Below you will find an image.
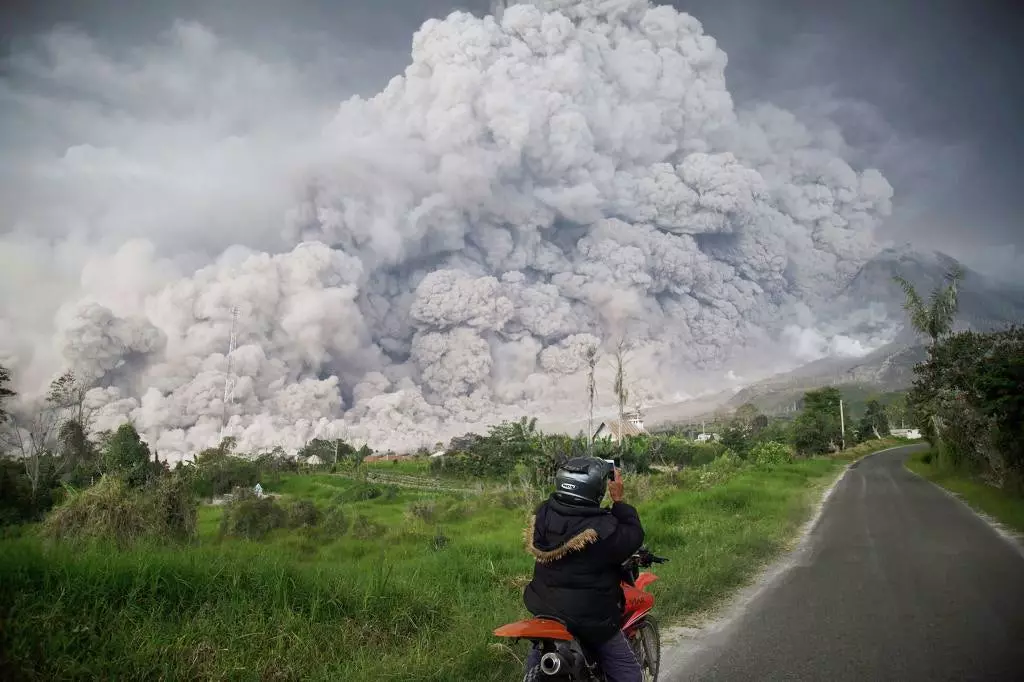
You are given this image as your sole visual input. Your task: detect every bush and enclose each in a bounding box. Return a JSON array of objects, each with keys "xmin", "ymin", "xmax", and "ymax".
[
  {"xmin": 406, "ymin": 500, "xmax": 438, "ymax": 523},
  {"xmin": 42, "ymin": 475, "xmax": 197, "ymax": 546},
  {"xmin": 0, "ymin": 456, "xmax": 63, "ymax": 526},
  {"xmin": 431, "ymin": 528, "xmax": 451, "ymax": 551},
  {"xmin": 351, "ymin": 514, "xmax": 386, "ymax": 540},
  {"xmin": 286, "ymin": 499, "xmax": 321, "ymax": 528},
  {"xmin": 186, "ymin": 452, "xmax": 263, "ymax": 499},
  {"xmin": 321, "ymin": 505, "xmax": 349, "ymax": 537},
  {"xmin": 660, "ymin": 440, "xmax": 724, "ymax": 469},
  {"xmin": 338, "ymin": 480, "xmax": 397, "ymax": 503},
  {"xmin": 219, "ymin": 489, "xmax": 287, "ymax": 540},
  {"xmin": 751, "ymin": 441, "xmax": 793, "ymax": 467}
]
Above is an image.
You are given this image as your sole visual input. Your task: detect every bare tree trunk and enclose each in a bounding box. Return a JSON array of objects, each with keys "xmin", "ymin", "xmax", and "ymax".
[
  {"xmin": 585, "ymin": 345, "xmax": 598, "ymax": 456},
  {"xmin": 613, "ymin": 338, "xmax": 629, "ymax": 457}
]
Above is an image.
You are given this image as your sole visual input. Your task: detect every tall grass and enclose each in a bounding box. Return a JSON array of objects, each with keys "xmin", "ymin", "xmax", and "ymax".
[
  {"xmin": 0, "ymin": 444, "xmax": 903, "ymax": 681},
  {"xmin": 906, "ymin": 449, "xmax": 1024, "ymax": 534}
]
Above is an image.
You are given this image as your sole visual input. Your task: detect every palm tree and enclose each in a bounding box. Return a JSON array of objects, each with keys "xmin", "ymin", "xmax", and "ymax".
[
  {"xmin": 892, "ymin": 265, "xmax": 964, "ymax": 346},
  {"xmin": 893, "ymin": 265, "xmax": 964, "ymax": 448}
]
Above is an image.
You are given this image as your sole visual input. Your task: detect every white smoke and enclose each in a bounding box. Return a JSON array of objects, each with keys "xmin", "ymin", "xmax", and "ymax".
[{"xmin": 0, "ymin": 1, "xmax": 895, "ymax": 459}]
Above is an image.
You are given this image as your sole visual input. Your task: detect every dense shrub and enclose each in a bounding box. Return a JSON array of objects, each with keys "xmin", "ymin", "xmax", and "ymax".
[
  {"xmin": 218, "ymin": 488, "xmax": 287, "ymax": 540},
  {"xmin": 751, "ymin": 441, "xmax": 793, "ymax": 467},
  {"xmin": 321, "ymin": 505, "xmax": 349, "ymax": 537},
  {"xmin": 286, "ymin": 499, "xmax": 321, "ymax": 528},
  {"xmin": 43, "ymin": 475, "xmax": 197, "ymax": 546},
  {"xmin": 351, "ymin": 514, "xmax": 386, "ymax": 540},
  {"xmin": 186, "ymin": 452, "xmax": 264, "ymax": 499},
  {"xmin": 336, "ymin": 480, "xmax": 397, "ymax": 502},
  {"xmin": 909, "ymin": 326, "xmax": 1024, "ymax": 492},
  {"xmin": 0, "ymin": 456, "xmax": 64, "ymax": 525}
]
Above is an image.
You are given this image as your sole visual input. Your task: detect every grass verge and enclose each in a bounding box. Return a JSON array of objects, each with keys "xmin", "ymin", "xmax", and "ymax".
[
  {"xmin": 905, "ymin": 449, "xmax": 1024, "ymax": 535},
  {"xmin": 0, "ymin": 440, "xmax": 898, "ymax": 681}
]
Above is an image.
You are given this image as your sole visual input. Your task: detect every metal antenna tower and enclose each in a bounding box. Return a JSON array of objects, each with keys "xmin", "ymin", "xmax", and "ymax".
[{"xmin": 220, "ymin": 306, "xmax": 240, "ymax": 440}]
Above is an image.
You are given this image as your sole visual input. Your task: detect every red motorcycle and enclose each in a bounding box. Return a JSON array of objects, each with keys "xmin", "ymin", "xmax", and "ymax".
[{"xmin": 494, "ymin": 547, "xmax": 667, "ymax": 681}]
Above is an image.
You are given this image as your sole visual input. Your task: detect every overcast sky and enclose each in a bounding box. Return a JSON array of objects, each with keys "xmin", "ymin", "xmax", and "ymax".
[{"xmin": 2, "ymin": 0, "xmax": 1021, "ymax": 277}]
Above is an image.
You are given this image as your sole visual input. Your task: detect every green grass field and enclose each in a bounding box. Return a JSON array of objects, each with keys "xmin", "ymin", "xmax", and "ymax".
[
  {"xmin": 0, "ymin": 442, "xmax": 897, "ymax": 681},
  {"xmin": 905, "ymin": 450, "xmax": 1024, "ymax": 535}
]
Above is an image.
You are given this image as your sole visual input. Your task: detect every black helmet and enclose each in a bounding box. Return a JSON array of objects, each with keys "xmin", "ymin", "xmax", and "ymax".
[{"xmin": 553, "ymin": 457, "xmax": 614, "ymax": 506}]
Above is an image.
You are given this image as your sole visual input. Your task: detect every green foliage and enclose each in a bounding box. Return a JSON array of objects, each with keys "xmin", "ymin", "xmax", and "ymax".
[
  {"xmin": 432, "ymin": 417, "xmax": 572, "ymax": 482},
  {"xmin": 892, "ymin": 265, "xmax": 964, "ymax": 345},
  {"xmin": 908, "ymin": 325, "xmax": 1024, "ymax": 492},
  {"xmin": 907, "ymin": 449, "xmax": 1024, "ymax": 533},
  {"xmin": 857, "ymin": 399, "xmax": 891, "ymax": 441},
  {"xmin": 791, "ymin": 387, "xmax": 844, "ymax": 455},
  {"xmin": 0, "ymin": 364, "xmax": 14, "ymax": 423},
  {"xmin": 718, "ymin": 423, "xmax": 751, "ymax": 459},
  {"xmin": 321, "ymin": 505, "xmax": 349, "ymax": 537},
  {"xmin": 0, "ymin": 452, "xmax": 856, "ymax": 680},
  {"xmin": 750, "ymin": 441, "xmax": 793, "ymax": 467},
  {"xmin": 299, "ymin": 438, "xmax": 355, "ymax": 467},
  {"xmin": 185, "ymin": 448, "xmax": 266, "ymax": 499},
  {"xmin": 751, "ymin": 418, "xmax": 792, "ymax": 446},
  {"xmin": 58, "ymin": 419, "xmax": 103, "ymax": 487},
  {"xmin": 286, "ymin": 499, "xmax": 321, "ymax": 528},
  {"xmin": 42, "ymin": 474, "xmax": 197, "ymax": 546},
  {"xmin": 335, "ymin": 479, "xmax": 397, "ymax": 503},
  {"xmin": 102, "ymin": 424, "xmax": 154, "ymax": 488},
  {"xmin": 0, "ymin": 456, "xmax": 64, "ymax": 525},
  {"xmin": 218, "ymin": 488, "xmax": 288, "ymax": 540},
  {"xmin": 350, "ymin": 513, "xmax": 386, "ymax": 540}
]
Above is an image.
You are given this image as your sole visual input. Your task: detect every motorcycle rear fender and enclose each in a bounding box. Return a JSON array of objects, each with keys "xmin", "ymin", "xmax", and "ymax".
[
  {"xmin": 635, "ymin": 571, "xmax": 659, "ymax": 591},
  {"xmin": 493, "ymin": 617, "xmax": 574, "ymax": 641}
]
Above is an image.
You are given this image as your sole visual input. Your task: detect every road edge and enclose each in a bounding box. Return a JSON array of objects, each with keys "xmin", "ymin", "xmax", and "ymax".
[
  {"xmin": 657, "ymin": 444, "xmax": 915, "ymax": 678},
  {"xmin": 902, "ymin": 457, "xmax": 1024, "ymax": 562}
]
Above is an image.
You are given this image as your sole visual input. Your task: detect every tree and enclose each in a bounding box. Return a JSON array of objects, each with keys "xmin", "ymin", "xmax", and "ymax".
[
  {"xmin": 299, "ymin": 438, "xmax": 354, "ymax": 466},
  {"xmin": 908, "ymin": 326, "xmax": 1024, "ymax": 490},
  {"xmin": 0, "ymin": 364, "xmax": 14, "ymax": 424},
  {"xmin": 719, "ymin": 422, "xmax": 751, "ymax": 459},
  {"xmin": 103, "ymin": 423, "xmax": 153, "ymax": 487},
  {"xmin": 858, "ymin": 399, "xmax": 890, "ymax": 440},
  {"xmin": 46, "ymin": 370, "xmax": 90, "ymax": 426},
  {"xmin": 892, "ymin": 265, "xmax": 964, "ymax": 347},
  {"xmin": 733, "ymin": 403, "xmax": 762, "ymax": 431},
  {"xmin": 884, "ymin": 394, "xmax": 908, "ymax": 430},
  {"xmin": 791, "ymin": 387, "xmax": 844, "ymax": 455}
]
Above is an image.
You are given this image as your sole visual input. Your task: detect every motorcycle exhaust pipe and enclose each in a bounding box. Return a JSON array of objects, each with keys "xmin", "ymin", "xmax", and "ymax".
[{"xmin": 540, "ymin": 652, "xmax": 565, "ymax": 676}]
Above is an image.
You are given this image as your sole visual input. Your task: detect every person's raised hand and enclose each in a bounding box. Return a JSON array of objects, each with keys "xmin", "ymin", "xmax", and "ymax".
[{"xmin": 608, "ymin": 467, "xmax": 624, "ymax": 503}]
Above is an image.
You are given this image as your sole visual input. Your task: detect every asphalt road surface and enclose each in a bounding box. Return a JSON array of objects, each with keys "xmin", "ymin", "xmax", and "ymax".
[{"xmin": 669, "ymin": 444, "xmax": 1024, "ymax": 682}]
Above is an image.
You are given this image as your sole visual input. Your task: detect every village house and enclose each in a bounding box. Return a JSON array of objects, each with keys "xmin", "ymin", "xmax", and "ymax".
[{"xmin": 593, "ymin": 410, "xmax": 647, "ymax": 442}]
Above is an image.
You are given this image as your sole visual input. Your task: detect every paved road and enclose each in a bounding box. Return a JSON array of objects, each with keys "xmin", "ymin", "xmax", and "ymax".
[{"xmin": 669, "ymin": 445, "xmax": 1024, "ymax": 682}]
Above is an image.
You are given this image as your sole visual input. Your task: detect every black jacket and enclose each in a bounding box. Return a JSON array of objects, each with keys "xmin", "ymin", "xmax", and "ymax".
[{"xmin": 522, "ymin": 495, "xmax": 645, "ymax": 645}]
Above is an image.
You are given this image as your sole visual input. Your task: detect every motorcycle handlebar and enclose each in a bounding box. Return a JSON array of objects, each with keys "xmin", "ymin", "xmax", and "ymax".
[{"xmin": 628, "ymin": 547, "xmax": 669, "ymax": 567}]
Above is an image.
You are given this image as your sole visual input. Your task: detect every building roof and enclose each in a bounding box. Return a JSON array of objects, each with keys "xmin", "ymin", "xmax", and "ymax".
[{"xmin": 596, "ymin": 419, "xmax": 646, "ymax": 439}]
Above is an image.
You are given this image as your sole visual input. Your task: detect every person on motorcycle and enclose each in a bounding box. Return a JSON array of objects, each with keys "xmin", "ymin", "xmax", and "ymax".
[{"xmin": 522, "ymin": 457, "xmax": 645, "ymax": 681}]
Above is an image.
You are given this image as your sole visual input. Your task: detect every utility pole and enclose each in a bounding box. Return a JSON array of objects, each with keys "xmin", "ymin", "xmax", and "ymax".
[{"xmin": 839, "ymin": 398, "xmax": 846, "ymax": 451}]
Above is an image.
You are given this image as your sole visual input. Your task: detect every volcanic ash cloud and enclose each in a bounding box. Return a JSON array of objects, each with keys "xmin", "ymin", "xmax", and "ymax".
[{"xmin": 1, "ymin": 0, "xmax": 893, "ymax": 457}]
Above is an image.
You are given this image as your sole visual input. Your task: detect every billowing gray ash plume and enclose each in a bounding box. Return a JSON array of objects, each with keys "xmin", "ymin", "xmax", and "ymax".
[{"xmin": 0, "ymin": 1, "xmax": 896, "ymax": 458}]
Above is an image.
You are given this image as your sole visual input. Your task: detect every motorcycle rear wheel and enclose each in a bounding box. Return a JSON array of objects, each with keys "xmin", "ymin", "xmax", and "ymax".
[
  {"xmin": 523, "ymin": 665, "xmax": 541, "ymax": 682},
  {"xmin": 631, "ymin": 617, "xmax": 661, "ymax": 682}
]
